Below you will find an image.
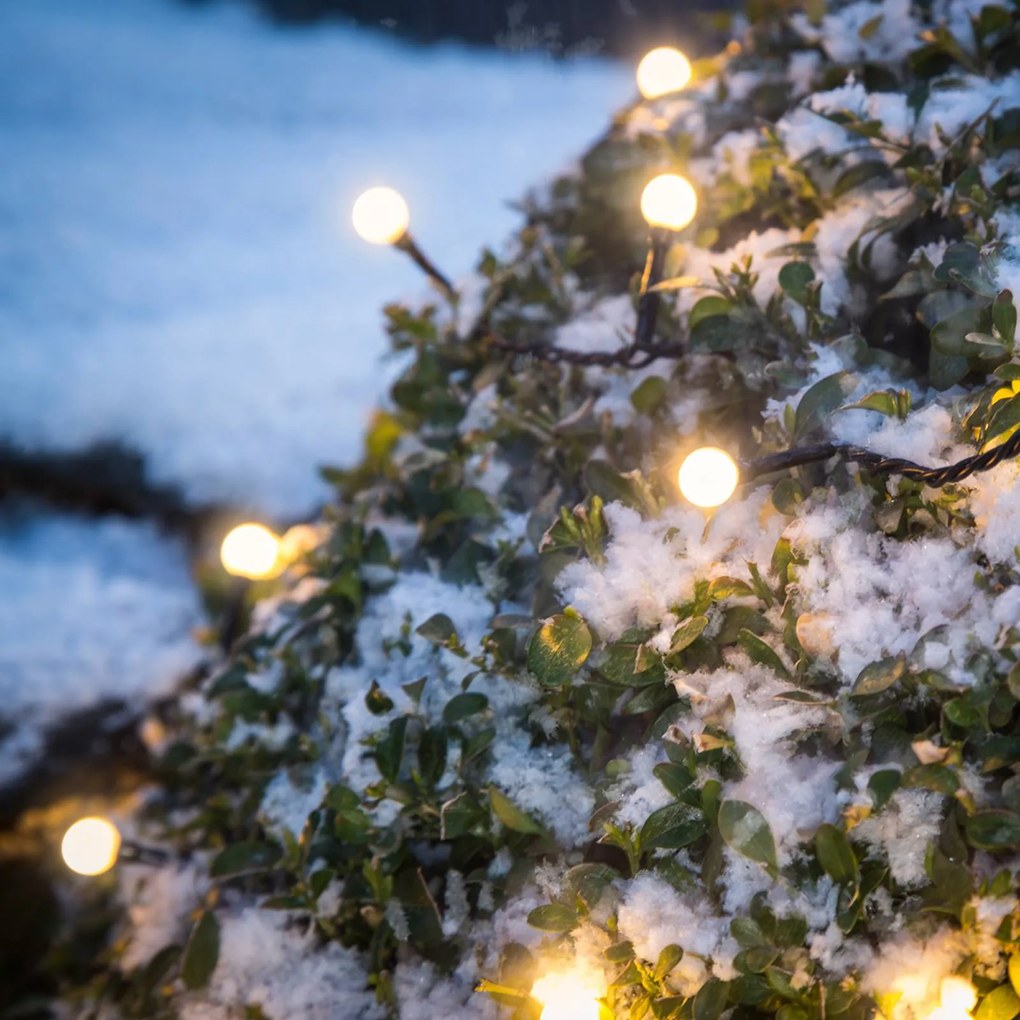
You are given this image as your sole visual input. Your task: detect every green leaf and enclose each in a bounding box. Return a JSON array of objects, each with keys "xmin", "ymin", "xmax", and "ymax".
[
  {"xmin": 375, "ymin": 715, "xmax": 408, "ymax": 782},
  {"xmin": 526, "ymin": 903, "xmax": 578, "ymax": 932},
  {"xmin": 985, "ymin": 394, "xmax": 1020, "ymax": 445},
  {"xmin": 977, "ymin": 986, "xmax": 1020, "ymax": 1020},
  {"xmin": 527, "ymin": 611, "xmax": 592, "ymax": 687},
  {"xmin": 364, "ymin": 679, "xmax": 395, "ymax": 716},
  {"xmin": 993, "ymin": 290, "xmax": 1017, "ymax": 345},
  {"xmin": 670, "ymin": 615, "xmax": 709, "ymax": 655},
  {"xmin": 689, "ymin": 295, "xmax": 733, "ymax": 330},
  {"xmin": 794, "ymin": 371, "xmax": 858, "ymax": 440},
  {"xmin": 1009, "ymin": 955, "xmax": 1020, "ymax": 998},
  {"xmin": 630, "ymin": 376, "xmax": 668, "ymax": 415},
  {"xmin": 718, "ymin": 800, "xmax": 778, "ymax": 874},
  {"xmin": 489, "ymin": 787, "xmax": 543, "ymax": 835},
  {"xmin": 209, "ymin": 841, "xmax": 282, "ymax": 878},
  {"xmin": 442, "ymin": 692, "xmax": 489, "ymax": 724},
  {"xmin": 655, "ymin": 944, "xmax": 684, "ymax": 979},
  {"xmin": 931, "ymin": 303, "xmax": 986, "ymax": 356},
  {"xmin": 932, "ymin": 242, "xmax": 999, "ymax": 298},
  {"xmin": 813, "ymin": 824, "xmax": 859, "ymax": 886},
  {"xmin": 833, "ymin": 160, "xmax": 889, "ymax": 198},
  {"xmin": 851, "ymin": 655, "xmax": 906, "ymax": 697},
  {"xmin": 440, "ymin": 792, "xmax": 484, "ymax": 840},
  {"xmin": 839, "ymin": 389, "xmax": 901, "ymax": 418},
  {"xmin": 690, "ymin": 314, "xmax": 755, "ymax": 352},
  {"xmin": 640, "ymin": 801, "xmax": 708, "ymax": 851},
  {"xmin": 181, "ymin": 911, "xmax": 219, "ymax": 990},
  {"xmin": 654, "ymin": 762, "xmax": 695, "ymax": 798},
  {"xmin": 649, "ymin": 275, "xmax": 702, "ymax": 293},
  {"xmin": 565, "ymin": 863, "xmax": 618, "ymax": 909},
  {"xmin": 416, "ymin": 613, "xmax": 458, "ymax": 644},
  {"xmin": 966, "ymin": 810, "xmax": 1020, "ymax": 850},
  {"xmin": 868, "ymin": 769, "xmax": 902, "ymax": 810},
  {"xmin": 738, "ymin": 629, "xmax": 791, "ymax": 680},
  {"xmin": 778, "ymin": 261, "xmax": 815, "ymax": 304},
  {"xmin": 694, "ymin": 978, "xmax": 730, "ymax": 1020}
]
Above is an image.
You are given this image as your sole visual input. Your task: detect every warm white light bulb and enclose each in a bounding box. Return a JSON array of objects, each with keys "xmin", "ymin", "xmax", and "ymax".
[
  {"xmin": 532, "ymin": 972, "xmax": 602, "ymax": 1020},
  {"xmin": 940, "ymin": 977, "xmax": 977, "ymax": 1015},
  {"xmin": 640, "ymin": 173, "xmax": 698, "ymax": 231},
  {"xmin": 637, "ymin": 46, "xmax": 692, "ymax": 99},
  {"xmin": 352, "ymin": 186, "xmax": 410, "ymax": 245},
  {"xmin": 220, "ymin": 523, "xmax": 282, "ymax": 580},
  {"xmin": 61, "ymin": 817, "xmax": 121, "ymax": 876},
  {"xmin": 678, "ymin": 446, "xmax": 740, "ymax": 508}
]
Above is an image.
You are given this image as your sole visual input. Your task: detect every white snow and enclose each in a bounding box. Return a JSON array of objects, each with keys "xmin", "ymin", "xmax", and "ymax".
[
  {"xmin": 0, "ymin": 0, "xmax": 631, "ymax": 518},
  {"xmin": 0, "ymin": 510, "xmax": 202, "ymax": 787}
]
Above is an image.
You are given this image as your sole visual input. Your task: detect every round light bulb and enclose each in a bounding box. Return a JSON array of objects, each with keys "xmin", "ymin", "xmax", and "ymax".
[
  {"xmin": 640, "ymin": 173, "xmax": 698, "ymax": 231},
  {"xmin": 940, "ymin": 977, "xmax": 977, "ymax": 1015},
  {"xmin": 61, "ymin": 817, "xmax": 121, "ymax": 876},
  {"xmin": 220, "ymin": 523, "xmax": 282, "ymax": 580},
  {"xmin": 352, "ymin": 186, "xmax": 410, "ymax": 245},
  {"xmin": 532, "ymin": 973, "xmax": 602, "ymax": 1020},
  {"xmin": 636, "ymin": 46, "xmax": 692, "ymax": 99},
  {"xmin": 678, "ymin": 446, "xmax": 740, "ymax": 508}
]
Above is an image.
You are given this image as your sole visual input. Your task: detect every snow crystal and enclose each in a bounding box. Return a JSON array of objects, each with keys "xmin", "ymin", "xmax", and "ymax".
[
  {"xmin": 260, "ymin": 769, "xmax": 329, "ymax": 838},
  {"xmin": 617, "ymin": 872, "xmax": 737, "ymax": 976},
  {"xmin": 559, "ymin": 497, "xmax": 784, "ymax": 642},
  {"xmin": 969, "ymin": 462, "xmax": 1020, "ymax": 565},
  {"xmin": 792, "ymin": 0, "xmax": 919, "ymax": 65},
  {"xmin": 120, "ymin": 861, "xmax": 207, "ymax": 970},
  {"xmin": 854, "ymin": 789, "xmax": 943, "ymax": 888},
  {"xmin": 182, "ymin": 907, "xmax": 384, "ymax": 1020}
]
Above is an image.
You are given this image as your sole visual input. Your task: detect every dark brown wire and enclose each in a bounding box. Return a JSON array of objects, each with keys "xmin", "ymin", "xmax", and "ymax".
[{"xmin": 742, "ymin": 428, "xmax": 1020, "ymax": 486}]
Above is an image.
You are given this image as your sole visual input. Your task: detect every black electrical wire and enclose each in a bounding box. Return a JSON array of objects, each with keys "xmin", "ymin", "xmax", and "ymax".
[{"xmin": 742, "ymin": 426, "xmax": 1020, "ymax": 486}]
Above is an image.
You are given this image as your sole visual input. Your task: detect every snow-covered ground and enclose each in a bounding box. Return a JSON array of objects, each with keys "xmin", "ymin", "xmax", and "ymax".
[
  {"xmin": 0, "ymin": 0, "xmax": 630, "ymax": 516},
  {"xmin": 0, "ymin": 0, "xmax": 630, "ymax": 787},
  {"xmin": 0, "ymin": 510, "xmax": 203, "ymax": 788}
]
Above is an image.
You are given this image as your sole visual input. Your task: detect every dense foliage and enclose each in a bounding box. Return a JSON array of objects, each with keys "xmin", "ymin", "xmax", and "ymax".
[{"xmin": 32, "ymin": 1, "xmax": 1020, "ymax": 1018}]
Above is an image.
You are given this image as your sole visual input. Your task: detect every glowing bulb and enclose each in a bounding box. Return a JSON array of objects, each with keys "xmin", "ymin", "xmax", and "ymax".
[
  {"xmin": 678, "ymin": 446, "xmax": 740, "ymax": 508},
  {"xmin": 61, "ymin": 817, "xmax": 121, "ymax": 876},
  {"xmin": 940, "ymin": 977, "xmax": 977, "ymax": 1015},
  {"xmin": 220, "ymin": 523, "xmax": 282, "ymax": 580},
  {"xmin": 636, "ymin": 46, "xmax": 692, "ymax": 99},
  {"xmin": 352, "ymin": 186, "xmax": 410, "ymax": 245},
  {"xmin": 531, "ymin": 972, "xmax": 602, "ymax": 1020},
  {"xmin": 640, "ymin": 173, "xmax": 698, "ymax": 231}
]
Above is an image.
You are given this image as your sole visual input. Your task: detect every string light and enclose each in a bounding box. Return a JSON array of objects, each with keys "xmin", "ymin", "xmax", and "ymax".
[
  {"xmin": 636, "ymin": 46, "xmax": 692, "ymax": 99},
  {"xmin": 351, "ymin": 185, "xmax": 455, "ymax": 299},
  {"xmin": 640, "ymin": 173, "xmax": 699, "ymax": 232},
  {"xmin": 938, "ymin": 977, "xmax": 977, "ymax": 1016},
  {"xmin": 678, "ymin": 446, "xmax": 740, "ymax": 508},
  {"xmin": 61, "ymin": 817, "xmax": 121, "ymax": 876},
  {"xmin": 351, "ymin": 186, "xmax": 410, "ymax": 245},
  {"xmin": 531, "ymin": 971, "xmax": 603, "ymax": 1020},
  {"xmin": 675, "ymin": 426, "xmax": 1020, "ymax": 510},
  {"xmin": 220, "ymin": 522, "xmax": 282, "ymax": 580},
  {"xmin": 634, "ymin": 171, "xmax": 699, "ymax": 349}
]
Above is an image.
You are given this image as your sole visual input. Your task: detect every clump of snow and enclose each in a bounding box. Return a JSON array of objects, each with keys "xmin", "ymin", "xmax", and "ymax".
[
  {"xmin": 120, "ymin": 861, "xmax": 208, "ymax": 970},
  {"xmin": 617, "ymin": 872, "xmax": 737, "ymax": 978},
  {"xmin": 969, "ymin": 461, "xmax": 1020, "ymax": 566},
  {"xmin": 854, "ymin": 789, "xmax": 943, "ymax": 888},
  {"xmin": 181, "ymin": 907, "xmax": 384, "ymax": 1020},
  {"xmin": 792, "ymin": 0, "xmax": 920, "ymax": 65},
  {"xmin": 558, "ymin": 496, "xmax": 785, "ymax": 642}
]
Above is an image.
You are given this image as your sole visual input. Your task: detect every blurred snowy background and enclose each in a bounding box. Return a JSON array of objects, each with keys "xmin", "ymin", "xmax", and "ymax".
[{"xmin": 0, "ymin": 0, "xmax": 631, "ymax": 790}]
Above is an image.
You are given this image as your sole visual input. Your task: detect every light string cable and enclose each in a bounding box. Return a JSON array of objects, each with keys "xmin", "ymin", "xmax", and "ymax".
[{"xmin": 741, "ymin": 427, "xmax": 1020, "ymax": 486}]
